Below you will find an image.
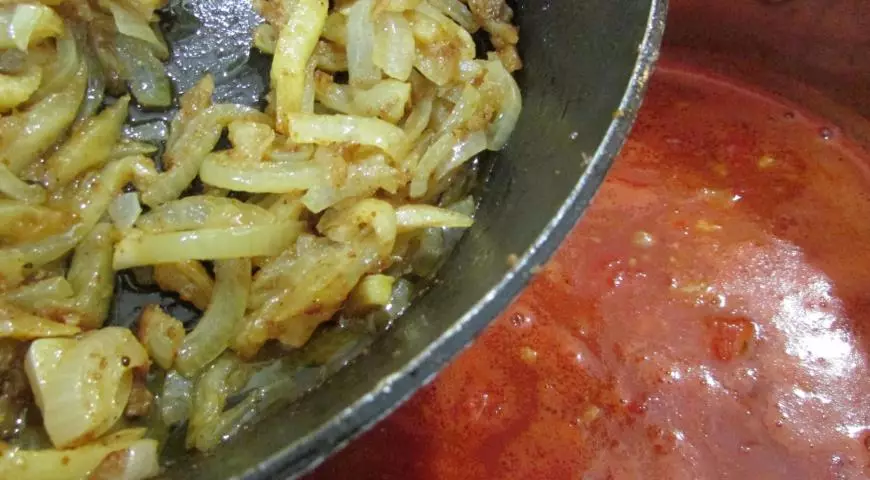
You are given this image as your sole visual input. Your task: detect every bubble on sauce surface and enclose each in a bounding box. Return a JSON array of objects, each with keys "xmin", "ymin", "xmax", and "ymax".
[
  {"xmin": 507, "ymin": 308, "xmax": 535, "ymax": 330},
  {"xmin": 819, "ymin": 126, "xmax": 835, "ymax": 140}
]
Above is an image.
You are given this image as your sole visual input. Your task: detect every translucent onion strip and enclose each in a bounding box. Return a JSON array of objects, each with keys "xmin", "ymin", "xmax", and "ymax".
[
  {"xmin": 286, "ymin": 113, "xmax": 407, "ymax": 158},
  {"xmin": 0, "ymin": 3, "xmax": 64, "ymax": 51},
  {"xmin": 0, "ymin": 256, "xmax": 24, "ymax": 290},
  {"xmin": 395, "ymin": 204, "xmax": 473, "ymax": 233},
  {"xmin": 107, "ymin": 1, "xmax": 169, "ymax": 58},
  {"xmin": 352, "ymin": 80, "xmax": 411, "ymax": 124},
  {"xmin": 87, "ymin": 438, "xmax": 160, "ymax": 480},
  {"xmin": 434, "ymin": 129, "xmax": 487, "ymax": 178},
  {"xmin": 44, "ymin": 96, "xmax": 131, "ymax": 188},
  {"xmin": 321, "ymin": 12, "xmax": 346, "ymax": 45},
  {"xmin": 153, "ymin": 261, "xmax": 213, "ymax": 310},
  {"xmin": 110, "ymin": 139, "xmax": 158, "ymax": 160},
  {"xmin": 25, "ymin": 328, "xmax": 149, "ymax": 449},
  {"xmin": 0, "ymin": 429, "xmax": 152, "ymax": 480},
  {"xmin": 344, "ymin": 273, "xmax": 395, "ymax": 315},
  {"xmin": 301, "ymin": 56, "xmax": 316, "ymax": 114},
  {"xmin": 313, "ymin": 40, "xmax": 347, "ymax": 72},
  {"xmin": 428, "ymin": 0, "xmax": 478, "ymax": 32},
  {"xmin": 414, "ymin": 2, "xmax": 476, "ymax": 60},
  {"xmin": 0, "ymin": 299, "xmax": 80, "ymax": 340},
  {"xmin": 233, "ymin": 239, "xmax": 371, "ymax": 356},
  {"xmin": 200, "ymin": 154, "xmax": 327, "ymax": 193},
  {"xmin": 0, "ymin": 60, "xmax": 86, "ymax": 174},
  {"xmin": 0, "ymin": 163, "xmax": 46, "ymax": 204},
  {"xmin": 301, "ymin": 152, "xmax": 401, "ymax": 213},
  {"xmin": 271, "ymin": 0, "xmax": 328, "ymax": 133},
  {"xmin": 76, "ymin": 45, "xmax": 107, "ymax": 125},
  {"xmin": 346, "ymin": 0, "xmax": 381, "ymax": 87},
  {"xmin": 410, "ymin": 129, "xmax": 486, "ymax": 197},
  {"xmin": 0, "ymin": 201, "xmax": 69, "ymax": 244},
  {"xmin": 317, "ymin": 198, "xmax": 398, "ymax": 255},
  {"xmin": 136, "ymin": 196, "xmax": 275, "ymax": 233},
  {"xmin": 112, "ymin": 222, "xmax": 303, "ymax": 270},
  {"xmin": 115, "ymin": 34, "xmax": 171, "ymax": 108},
  {"xmin": 437, "ymin": 84, "xmax": 481, "ymax": 134},
  {"xmin": 401, "ymin": 83, "xmax": 435, "ymax": 143},
  {"xmin": 158, "ymin": 370, "xmax": 193, "ymax": 427},
  {"xmin": 226, "ymin": 120, "xmax": 276, "ymax": 162},
  {"xmin": 71, "ymin": 156, "xmax": 158, "ymax": 226},
  {"xmin": 174, "ymin": 258, "xmax": 251, "ymax": 377},
  {"xmin": 65, "ymin": 223, "xmax": 116, "ymax": 329},
  {"xmin": 0, "ymin": 156, "xmax": 156, "ymax": 273},
  {"xmin": 483, "ymin": 56, "xmax": 522, "ymax": 150},
  {"xmin": 31, "ymin": 31, "xmax": 79, "ymax": 101},
  {"xmin": 380, "ymin": 0, "xmax": 422, "ymax": 12},
  {"xmin": 186, "ymin": 353, "xmax": 250, "ymax": 450},
  {"xmin": 0, "ymin": 62, "xmax": 41, "ymax": 112},
  {"xmin": 252, "ymin": 23, "xmax": 276, "ymax": 54},
  {"xmin": 313, "ymin": 72, "xmax": 354, "ymax": 114},
  {"xmin": 372, "ymin": 12, "xmax": 414, "ymax": 81},
  {"xmin": 136, "ymin": 305, "xmax": 184, "ymax": 370},
  {"xmin": 139, "ymin": 105, "xmax": 271, "ymax": 207},
  {"xmin": 3, "ymin": 276, "xmax": 74, "ymax": 308},
  {"xmin": 168, "ymin": 75, "xmax": 215, "ymax": 149},
  {"xmin": 109, "ymin": 192, "xmax": 142, "ymax": 231}
]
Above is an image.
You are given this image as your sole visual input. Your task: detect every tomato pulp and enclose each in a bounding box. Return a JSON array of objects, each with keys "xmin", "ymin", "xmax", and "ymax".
[{"xmin": 311, "ymin": 62, "xmax": 870, "ymax": 479}]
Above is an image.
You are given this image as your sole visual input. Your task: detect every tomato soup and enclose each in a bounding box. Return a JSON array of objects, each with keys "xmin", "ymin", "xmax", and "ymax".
[{"xmin": 311, "ymin": 63, "xmax": 870, "ymax": 479}]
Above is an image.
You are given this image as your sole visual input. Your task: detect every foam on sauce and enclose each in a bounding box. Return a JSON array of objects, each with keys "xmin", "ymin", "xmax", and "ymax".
[{"xmin": 311, "ymin": 62, "xmax": 870, "ymax": 479}]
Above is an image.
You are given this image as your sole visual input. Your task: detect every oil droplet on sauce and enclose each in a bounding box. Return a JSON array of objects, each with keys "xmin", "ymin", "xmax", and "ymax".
[{"xmin": 313, "ymin": 60, "xmax": 870, "ymax": 480}]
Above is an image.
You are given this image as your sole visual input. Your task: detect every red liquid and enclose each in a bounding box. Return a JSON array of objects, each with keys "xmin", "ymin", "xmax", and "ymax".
[{"xmin": 311, "ymin": 63, "xmax": 870, "ymax": 479}]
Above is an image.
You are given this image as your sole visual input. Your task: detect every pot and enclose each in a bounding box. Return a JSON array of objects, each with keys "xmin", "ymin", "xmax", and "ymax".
[
  {"xmin": 666, "ymin": 0, "xmax": 870, "ymax": 148},
  {"xmin": 157, "ymin": 0, "xmax": 666, "ymax": 478}
]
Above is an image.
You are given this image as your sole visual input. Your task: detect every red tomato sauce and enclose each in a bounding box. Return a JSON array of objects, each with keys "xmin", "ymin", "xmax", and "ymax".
[{"xmin": 311, "ymin": 62, "xmax": 870, "ymax": 479}]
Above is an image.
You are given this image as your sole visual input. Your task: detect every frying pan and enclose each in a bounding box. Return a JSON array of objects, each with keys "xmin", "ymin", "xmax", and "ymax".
[{"xmin": 147, "ymin": 0, "xmax": 667, "ymax": 477}]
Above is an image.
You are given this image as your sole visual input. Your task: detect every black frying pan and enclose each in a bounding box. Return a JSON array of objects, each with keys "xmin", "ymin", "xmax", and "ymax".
[{"xmin": 133, "ymin": 0, "xmax": 667, "ymax": 477}]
